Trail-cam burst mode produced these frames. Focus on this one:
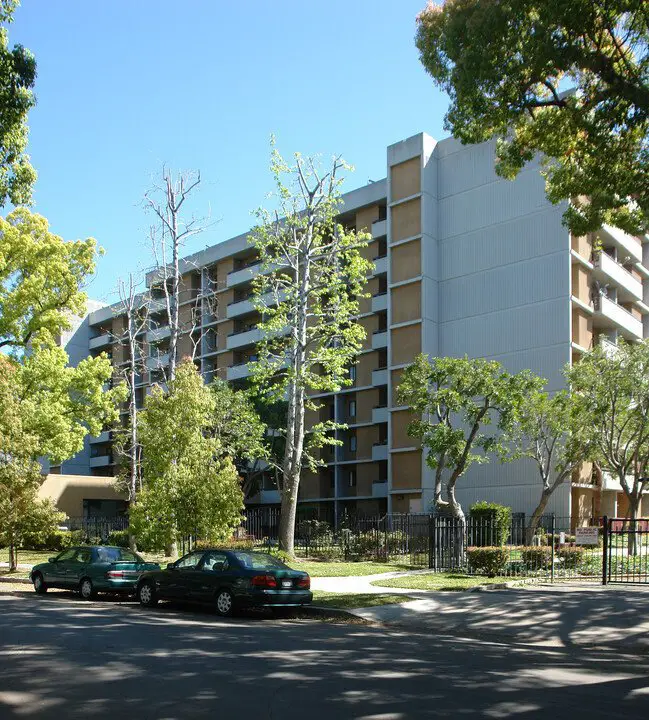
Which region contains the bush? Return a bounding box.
[557,546,586,569]
[107,530,130,548]
[19,529,82,551]
[519,546,552,569]
[469,502,512,546]
[467,546,509,577]
[297,519,333,540]
[194,537,256,551]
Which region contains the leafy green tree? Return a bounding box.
[511,389,587,541]
[0,208,98,351]
[131,360,244,553]
[567,341,649,551]
[0,357,64,570]
[249,145,373,555]
[397,353,544,522]
[416,0,649,235]
[0,1,37,207]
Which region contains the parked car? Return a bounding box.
[136,549,312,616]
[30,546,160,599]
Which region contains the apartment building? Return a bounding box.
[55,131,649,525]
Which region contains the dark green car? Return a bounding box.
[137,549,312,616]
[30,546,160,599]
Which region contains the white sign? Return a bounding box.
[575,527,599,545]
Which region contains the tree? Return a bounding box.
[397,353,544,522]
[0,208,98,351]
[416,0,649,236]
[249,145,373,556]
[0,1,37,207]
[144,168,212,381]
[511,389,587,542]
[0,357,64,570]
[131,360,244,553]
[567,341,649,551]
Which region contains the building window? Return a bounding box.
[349,400,356,418]
[349,470,357,487]
[349,365,356,383]
[349,435,357,453]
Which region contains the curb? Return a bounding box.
[0,576,31,585]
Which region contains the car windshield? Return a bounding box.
[95,547,143,563]
[233,552,288,570]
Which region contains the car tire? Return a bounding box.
[32,573,48,594]
[79,578,95,601]
[215,589,235,617]
[138,581,158,607]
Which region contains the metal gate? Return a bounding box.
[602,517,649,584]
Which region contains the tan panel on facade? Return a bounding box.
[357,463,378,496]
[357,278,378,315]
[300,471,321,500]
[391,198,421,242]
[356,205,380,232]
[391,368,405,406]
[391,282,421,325]
[391,323,421,366]
[571,234,592,259]
[621,303,642,321]
[357,388,379,423]
[177,334,194,361]
[392,492,421,513]
[361,315,379,351]
[355,499,384,515]
[392,410,420,449]
[355,352,376,387]
[571,264,590,303]
[38,474,126,517]
[357,426,379,460]
[390,157,421,203]
[218,320,234,350]
[391,239,421,284]
[391,450,422,489]
[571,307,592,348]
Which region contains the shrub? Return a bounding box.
[308,546,343,561]
[297,519,333,540]
[19,529,82,551]
[557,546,586,569]
[107,530,130,548]
[519,546,552,569]
[469,502,512,546]
[467,546,509,577]
[195,537,256,551]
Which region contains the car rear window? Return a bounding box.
[233,552,287,570]
[95,547,142,563]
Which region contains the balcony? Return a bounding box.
[372,406,389,424]
[146,353,170,370]
[227,297,256,319]
[226,327,263,351]
[89,455,112,468]
[226,260,262,288]
[371,292,388,313]
[372,480,388,498]
[593,295,643,339]
[372,219,387,238]
[372,330,388,349]
[372,255,388,276]
[592,252,642,301]
[146,325,171,343]
[89,333,112,350]
[372,442,388,462]
[89,431,111,444]
[227,363,253,381]
[600,224,643,263]
[372,367,388,386]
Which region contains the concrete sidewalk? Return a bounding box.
[347,580,649,650]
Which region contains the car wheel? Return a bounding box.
[138,581,158,607]
[32,573,48,594]
[215,589,234,617]
[79,578,95,600]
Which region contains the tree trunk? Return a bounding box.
[8,543,17,572]
[526,489,552,545]
[446,479,465,566]
[165,540,178,558]
[627,494,641,556]
[278,473,299,556]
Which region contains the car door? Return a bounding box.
[190,551,231,603]
[159,551,205,600]
[45,548,78,586]
[65,547,93,588]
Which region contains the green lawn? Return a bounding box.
[0,569,30,579]
[290,560,417,577]
[371,573,511,592]
[311,590,407,609]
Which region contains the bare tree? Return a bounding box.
[144,168,211,381]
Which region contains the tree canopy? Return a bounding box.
[416,0,649,235]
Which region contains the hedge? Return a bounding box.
[466,546,509,576]
[469,502,512,546]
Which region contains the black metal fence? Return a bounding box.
[603,517,649,584]
[60,515,129,542]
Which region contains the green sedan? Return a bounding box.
[30,546,160,599]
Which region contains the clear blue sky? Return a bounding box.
[12,1,449,305]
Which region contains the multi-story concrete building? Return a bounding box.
[53,131,649,525]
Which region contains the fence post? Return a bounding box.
[550,514,555,583]
[602,515,608,586]
[429,515,435,570]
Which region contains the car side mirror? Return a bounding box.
[48,558,56,563]
[167,562,176,570]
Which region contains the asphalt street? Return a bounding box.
[1,592,648,719]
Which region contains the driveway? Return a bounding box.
[1,592,649,719]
